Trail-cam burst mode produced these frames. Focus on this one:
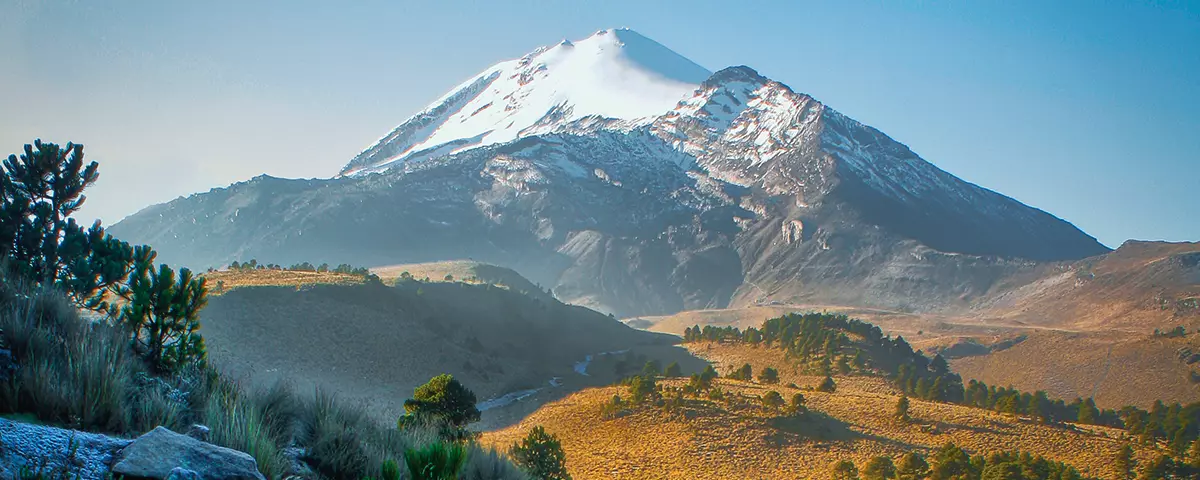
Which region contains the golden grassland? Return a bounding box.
[370,260,484,284]
[951,329,1200,409]
[482,344,1166,480]
[201,269,366,294]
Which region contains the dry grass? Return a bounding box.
[482,344,1168,480]
[370,261,485,284]
[202,269,366,294]
[950,329,1200,408]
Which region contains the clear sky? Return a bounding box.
[1,0,1196,247]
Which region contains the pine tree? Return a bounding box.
[896,453,930,480]
[510,426,571,480]
[758,366,780,384]
[831,460,860,480]
[118,246,208,372]
[761,390,785,412]
[1115,443,1136,480]
[664,362,682,378]
[402,374,481,427]
[863,456,897,480]
[817,375,837,393]
[895,396,911,423]
[787,393,807,416]
[732,363,752,381]
[1077,398,1098,424]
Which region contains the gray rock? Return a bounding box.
[185,423,211,442]
[112,426,265,480]
[167,467,203,480]
[0,417,132,479]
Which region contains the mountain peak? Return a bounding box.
[340,29,710,176]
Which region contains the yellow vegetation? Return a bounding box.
[482,343,1168,480]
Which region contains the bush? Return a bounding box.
[817,376,837,393]
[731,363,752,381]
[758,367,779,384]
[404,442,467,480]
[761,391,785,412]
[402,374,481,428]
[510,426,571,480]
[863,456,897,480]
[664,362,682,378]
[831,459,860,480]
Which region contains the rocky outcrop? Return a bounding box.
[111,426,266,480]
[0,417,131,479]
[0,419,265,480]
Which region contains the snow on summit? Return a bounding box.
[342,28,711,176]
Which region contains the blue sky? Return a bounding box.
[1,0,1196,247]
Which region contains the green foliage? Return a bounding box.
[641,360,661,377]
[1115,444,1135,480]
[730,363,752,381]
[117,246,208,373]
[381,459,401,480]
[786,393,807,416]
[402,374,481,428]
[510,425,572,480]
[831,459,860,480]
[664,362,682,378]
[895,396,911,423]
[761,390,784,412]
[628,375,658,404]
[896,453,930,480]
[863,456,897,480]
[758,366,779,384]
[980,462,1023,480]
[931,442,974,480]
[817,375,837,393]
[404,442,467,480]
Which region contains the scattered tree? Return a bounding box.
[1115,444,1135,480]
[895,396,911,423]
[787,393,808,416]
[401,374,481,427]
[817,375,837,393]
[863,456,897,480]
[831,459,860,480]
[664,362,682,378]
[896,453,930,480]
[731,363,753,381]
[510,426,571,480]
[758,366,780,384]
[761,390,785,412]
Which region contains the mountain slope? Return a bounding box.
[111,28,1108,318]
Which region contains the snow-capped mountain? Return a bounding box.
[112,28,1110,317]
[342,29,710,176]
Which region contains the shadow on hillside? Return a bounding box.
[764,411,856,444]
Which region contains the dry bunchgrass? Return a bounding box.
[482,344,1171,480]
[202,269,366,294]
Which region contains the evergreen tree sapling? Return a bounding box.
[510,426,571,480]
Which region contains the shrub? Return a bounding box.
[758,366,779,384]
[817,376,837,393]
[787,393,807,416]
[628,375,657,404]
[731,363,752,381]
[895,396,911,423]
[761,391,785,412]
[896,453,930,480]
[404,442,467,480]
[863,456,897,480]
[510,426,571,480]
[831,459,860,480]
[402,374,481,428]
[381,459,401,480]
[664,362,682,377]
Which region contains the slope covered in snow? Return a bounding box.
[342,28,711,176]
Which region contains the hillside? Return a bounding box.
[481,362,1157,479]
[974,240,1200,332]
[948,329,1200,409]
[199,277,681,429]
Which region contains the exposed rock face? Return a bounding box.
[0,417,131,479]
[111,34,1109,318]
[111,426,265,480]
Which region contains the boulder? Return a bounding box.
[111,426,265,480]
[0,417,132,479]
[184,424,211,442]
